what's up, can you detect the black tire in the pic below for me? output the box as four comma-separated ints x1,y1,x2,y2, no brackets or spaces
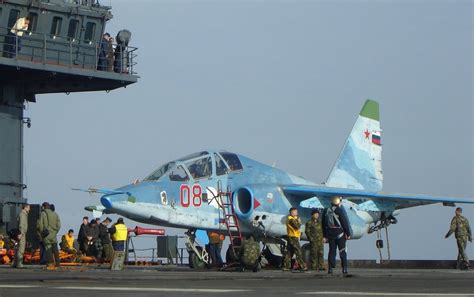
189,246,207,270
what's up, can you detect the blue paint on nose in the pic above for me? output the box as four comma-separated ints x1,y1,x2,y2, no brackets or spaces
101,196,113,209
100,192,129,209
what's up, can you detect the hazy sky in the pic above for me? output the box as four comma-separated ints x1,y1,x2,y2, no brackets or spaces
23,0,472,260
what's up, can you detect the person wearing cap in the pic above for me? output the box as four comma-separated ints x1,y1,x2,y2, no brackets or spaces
445,207,472,270
109,218,127,252
322,196,351,275
305,209,325,271
99,217,113,261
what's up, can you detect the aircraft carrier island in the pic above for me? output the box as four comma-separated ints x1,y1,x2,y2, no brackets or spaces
0,0,138,235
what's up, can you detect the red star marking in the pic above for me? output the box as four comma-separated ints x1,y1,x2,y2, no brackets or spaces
364,129,370,139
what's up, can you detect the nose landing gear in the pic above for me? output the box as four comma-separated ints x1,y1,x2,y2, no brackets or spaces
185,229,209,269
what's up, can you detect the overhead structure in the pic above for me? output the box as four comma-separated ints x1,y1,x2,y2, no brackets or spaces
0,0,139,234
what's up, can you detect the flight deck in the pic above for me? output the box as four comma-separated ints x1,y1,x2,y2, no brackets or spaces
0,265,473,297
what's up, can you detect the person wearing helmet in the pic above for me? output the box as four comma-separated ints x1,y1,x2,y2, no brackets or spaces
322,196,352,275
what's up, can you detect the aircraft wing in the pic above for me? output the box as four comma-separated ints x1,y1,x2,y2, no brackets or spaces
283,184,474,210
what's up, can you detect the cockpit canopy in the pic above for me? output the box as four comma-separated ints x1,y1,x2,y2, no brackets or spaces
144,151,243,182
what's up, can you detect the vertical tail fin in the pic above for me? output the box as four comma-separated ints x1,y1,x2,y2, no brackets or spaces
326,99,383,191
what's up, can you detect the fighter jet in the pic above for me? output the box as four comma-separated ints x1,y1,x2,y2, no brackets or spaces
79,100,473,267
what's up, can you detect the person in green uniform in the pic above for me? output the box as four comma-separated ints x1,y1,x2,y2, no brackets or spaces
239,235,260,272
37,202,61,268
445,207,472,270
305,209,325,271
12,204,29,268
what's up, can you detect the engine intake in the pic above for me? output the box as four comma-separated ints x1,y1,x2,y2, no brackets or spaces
233,187,255,220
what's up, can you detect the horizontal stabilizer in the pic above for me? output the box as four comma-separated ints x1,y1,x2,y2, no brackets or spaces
283,185,474,210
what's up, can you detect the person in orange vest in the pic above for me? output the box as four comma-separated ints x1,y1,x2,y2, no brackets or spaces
207,231,225,268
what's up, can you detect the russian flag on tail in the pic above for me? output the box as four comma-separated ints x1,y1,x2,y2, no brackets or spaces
372,134,381,146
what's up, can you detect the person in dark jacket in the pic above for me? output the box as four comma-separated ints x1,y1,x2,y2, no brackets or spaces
84,219,99,256
97,33,110,71
78,216,88,254
98,217,113,261
109,218,127,252
322,196,352,275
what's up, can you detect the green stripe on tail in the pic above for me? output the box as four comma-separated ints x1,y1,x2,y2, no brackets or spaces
359,99,379,121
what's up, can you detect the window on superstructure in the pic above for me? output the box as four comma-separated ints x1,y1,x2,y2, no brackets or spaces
50,17,62,36
84,22,96,43
27,12,38,32
67,19,79,40
7,9,20,28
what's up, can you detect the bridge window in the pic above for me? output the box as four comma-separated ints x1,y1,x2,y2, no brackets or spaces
185,156,212,180
215,153,228,176
67,19,80,40
27,12,38,32
7,9,20,28
50,17,62,36
84,22,96,43
169,165,189,182
220,152,243,171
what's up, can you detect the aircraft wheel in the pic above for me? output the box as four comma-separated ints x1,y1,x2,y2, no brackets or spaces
189,246,207,270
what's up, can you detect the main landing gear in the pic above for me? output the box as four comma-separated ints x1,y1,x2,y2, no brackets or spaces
369,215,398,264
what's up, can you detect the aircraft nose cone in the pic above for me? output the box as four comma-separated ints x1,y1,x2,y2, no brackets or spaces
101,193,129,209
101,196,113,209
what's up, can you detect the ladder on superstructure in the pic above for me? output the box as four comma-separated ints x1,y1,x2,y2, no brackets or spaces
217,181,243,259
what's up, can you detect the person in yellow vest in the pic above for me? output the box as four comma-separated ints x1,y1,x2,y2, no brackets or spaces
207,231,224,268
60,229,77,254
283,207,307,271
109,218,127,251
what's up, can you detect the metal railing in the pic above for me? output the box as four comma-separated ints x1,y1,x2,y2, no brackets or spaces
0,27,138,75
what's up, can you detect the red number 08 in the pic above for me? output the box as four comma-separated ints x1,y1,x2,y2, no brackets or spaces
180,184,202,208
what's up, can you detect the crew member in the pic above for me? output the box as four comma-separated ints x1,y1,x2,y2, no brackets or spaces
12,204,29,268
37,202,61,269
445,207,472,270
99,217,113,261
60,229,77,255
305,209,325,271
109,218,127,252
207,231,224,268
322,196,351,275
239,235,260,272
283,207,307,271
3,17,30,58
78,216,88,254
